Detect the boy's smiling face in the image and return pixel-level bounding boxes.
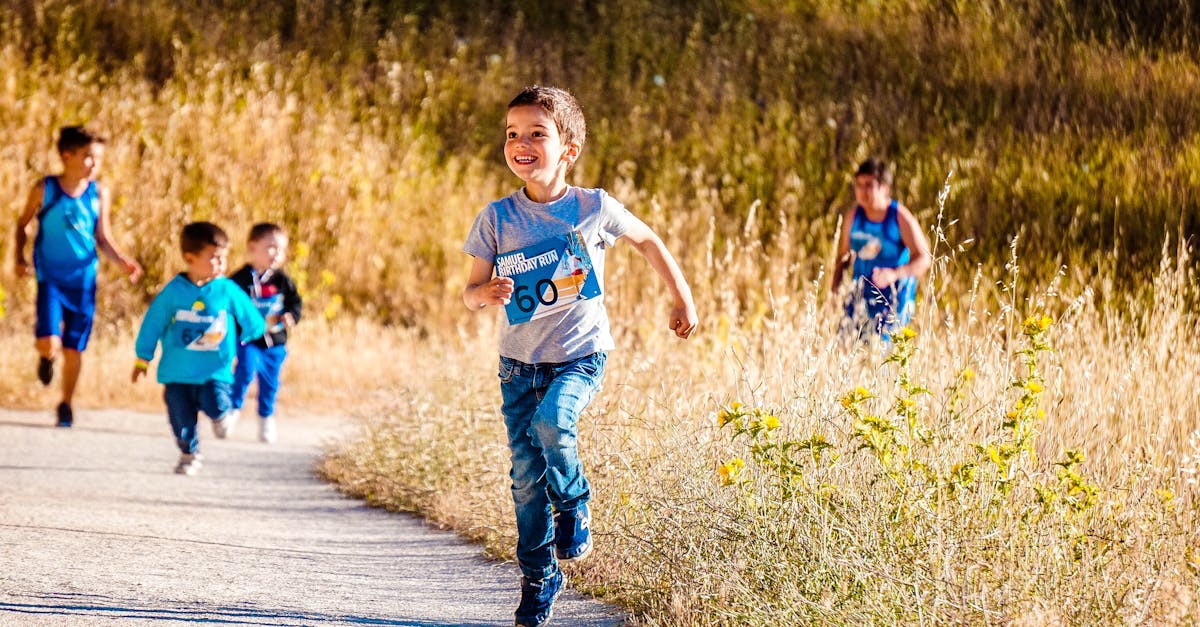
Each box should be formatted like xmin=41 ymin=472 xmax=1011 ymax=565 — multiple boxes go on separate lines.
xmin=184 ymin=244 xmax=229 ymax=284
xmin=248 ymin=232 xmax=288 ymax=273
xmin=505 ymin=104 xmax=580 ymax=200
xmin=61 ymin=142 xmax=104 ymax=181
xmin=854 ymin=173 xmax=891 ymax=212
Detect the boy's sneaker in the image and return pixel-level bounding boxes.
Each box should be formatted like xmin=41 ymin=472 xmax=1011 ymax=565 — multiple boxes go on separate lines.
xmin=553 ymin=503 xmax=592 ymax=561
xmin=514 ymin=569 xmax=564 ymax=627
xmin=174 ymin=453 xmax=203 ymax=475
xmin=37 ymin=357 xmax=54 ymax=386
xmin=55 ymin=402 xmax=73 ymax=428
xmin=213 ymin=409 xmax=240 ymax=439
xmin=259 ymin=417 xmax=277 ymax=444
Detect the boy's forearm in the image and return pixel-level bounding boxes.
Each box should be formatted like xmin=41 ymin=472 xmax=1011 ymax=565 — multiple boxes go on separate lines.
xmin=14 ymin=227 xmax=28 ymax=264
xmin=462 ymin=284 xmax=488 ymax=310
xmin=634 ymin=237 xmax=693 ymax=307
xmin=97 ymin=238 xmax=132 ymax=266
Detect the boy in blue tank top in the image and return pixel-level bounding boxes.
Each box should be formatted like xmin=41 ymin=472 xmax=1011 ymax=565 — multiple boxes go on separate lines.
xmin=463 ymin=86 xmax=698 ymax=627
xmin=131 ymin=222 xmax=265 ymax=475
xmin=831 ymin=158 xmax=931 ymax=340
xmin=13 ymin=126 xmax=143 ymax=427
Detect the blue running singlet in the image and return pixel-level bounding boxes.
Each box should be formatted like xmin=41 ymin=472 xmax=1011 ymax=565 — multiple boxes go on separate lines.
xmin=845 ymin=200 xmax=917 ymax=336
xmin=33 ymin=176 xmax=100 ymax=287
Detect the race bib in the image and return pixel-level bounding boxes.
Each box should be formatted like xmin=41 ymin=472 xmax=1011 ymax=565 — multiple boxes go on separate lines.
xmin=495 ymin=230 xmax=600 ymax=325
xmin=173 ymin=305 xmax=227 ymax=352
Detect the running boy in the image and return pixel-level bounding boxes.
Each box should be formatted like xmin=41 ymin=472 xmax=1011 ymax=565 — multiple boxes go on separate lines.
xmin=132 ymin=222 xmax=265 ymax=475
xmin=13 ymin=125 xmax=143 ymax=427
xmin=831 ymin=158 xmax=931 ymax=340
xmin=228 ymin=222 xmax=302 ymax=443
xmin=463 ymin=85 xmax=698 ymax=627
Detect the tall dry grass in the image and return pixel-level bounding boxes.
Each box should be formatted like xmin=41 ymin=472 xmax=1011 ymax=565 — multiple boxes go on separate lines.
xmin=321 ymin=232 xmax=1200 ymax=624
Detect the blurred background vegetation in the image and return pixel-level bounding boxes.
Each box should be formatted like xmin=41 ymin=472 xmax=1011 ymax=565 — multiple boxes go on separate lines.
xmin=1 ymin=0 xmax=1197 ymax=332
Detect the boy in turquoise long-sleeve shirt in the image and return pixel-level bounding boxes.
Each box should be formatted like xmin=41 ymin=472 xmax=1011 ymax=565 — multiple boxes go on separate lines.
xmin=132 ymin=222 xmax=265 ymax=475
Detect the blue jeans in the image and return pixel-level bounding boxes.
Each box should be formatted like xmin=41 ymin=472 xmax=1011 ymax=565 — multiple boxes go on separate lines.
xmin=231 ymin=343 xmax=288 ymax=418
xmin=164 ymin=381 xmax=232 ymax=454
xmin=499 ymin=352 xmax=606 ymax=580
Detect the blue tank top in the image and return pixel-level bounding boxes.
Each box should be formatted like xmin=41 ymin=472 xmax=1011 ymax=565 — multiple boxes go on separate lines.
xmin=33 ymin=176 xmax=100 ymax=286
xmin=846 ymin=200 xmax=916 ymax=330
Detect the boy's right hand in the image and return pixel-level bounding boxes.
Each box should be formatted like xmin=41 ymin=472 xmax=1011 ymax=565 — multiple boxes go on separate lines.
xmin=15 ymin=259 xmax=33 ymax=278
xmin=475 ymin=276 xmax=515 ymax=309
xmin=131 ymin=364 xmax=147 ymax=383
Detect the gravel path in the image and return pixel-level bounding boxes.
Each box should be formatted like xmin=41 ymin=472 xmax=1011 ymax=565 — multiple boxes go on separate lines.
xmin=0 ymin=407 xmax=626 ymax=626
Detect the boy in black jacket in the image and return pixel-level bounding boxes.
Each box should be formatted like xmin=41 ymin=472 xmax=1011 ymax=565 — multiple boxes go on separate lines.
xmin=228 ymin=223 xmax=302 ymax=443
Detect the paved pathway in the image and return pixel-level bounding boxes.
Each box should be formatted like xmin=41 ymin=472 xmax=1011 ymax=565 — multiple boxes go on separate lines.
xmin=0 ymin=407 xmax=626 ymax=626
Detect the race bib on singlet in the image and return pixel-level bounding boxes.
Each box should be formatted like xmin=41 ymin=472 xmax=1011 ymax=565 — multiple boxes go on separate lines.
xmin=495 ymin=230 xmax=601 ymax=325
xmin=173 ymin=304 xmax=228 ymax=351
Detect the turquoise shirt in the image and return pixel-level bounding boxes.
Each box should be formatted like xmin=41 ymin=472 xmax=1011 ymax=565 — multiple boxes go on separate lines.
xmin=135 ymin=274 xmax=266 ymax=384
xmin=33 ymin=176 xmax=99 ymax=287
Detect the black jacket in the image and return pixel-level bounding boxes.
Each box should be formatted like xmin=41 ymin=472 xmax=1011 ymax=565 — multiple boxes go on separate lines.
xmin=229 ymin=264 xmax=302 ymax=348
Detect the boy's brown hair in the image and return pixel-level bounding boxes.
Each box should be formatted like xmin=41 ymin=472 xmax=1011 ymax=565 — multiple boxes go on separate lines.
xmin=180 ymin=222 xmax=229 ymax=254
xmin=57 ymin=126 xmax=105 ymax=154
xmin=855 ymin=157 xmax=894 ymax=187
xmin=248 ymin=222 xmax=285 ymax=242
xmin=508 ymin=85 xmax=587 ymax=150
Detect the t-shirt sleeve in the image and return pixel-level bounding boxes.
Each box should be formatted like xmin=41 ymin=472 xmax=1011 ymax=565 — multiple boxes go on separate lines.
xmin=462 ymin=205 xmax=499 ymax=263
xmin=597 ymin=191 xmax=645 ymax=247
xmin=134 ymin=291 xmax=171 ymax=362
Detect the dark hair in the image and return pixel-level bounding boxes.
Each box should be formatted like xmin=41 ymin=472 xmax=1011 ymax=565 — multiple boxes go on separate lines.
xmin=57 ymin=126 xmax=105 ymax=154
xmin=855 ymin=158 xmax=894 ymax=187
xmin=180 ymin=222 xmax=229 ymax=254
xmin=508 ymin=85 xmax=586 ymax=150
xmin=248 ymin=222 xmax=286 ymax=242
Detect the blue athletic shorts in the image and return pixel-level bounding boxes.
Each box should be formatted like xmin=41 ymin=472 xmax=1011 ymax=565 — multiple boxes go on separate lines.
xmin=35 ymin=280 xmax=96 ymax=351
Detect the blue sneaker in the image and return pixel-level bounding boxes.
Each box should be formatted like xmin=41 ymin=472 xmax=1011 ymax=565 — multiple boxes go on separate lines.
xmin=55 ymin=402 xmax=73 ymax=428
xmin=514 ymin=569 xmax=564 ymax=627
xmin=554 ymin=503 xmax=591 ymax=561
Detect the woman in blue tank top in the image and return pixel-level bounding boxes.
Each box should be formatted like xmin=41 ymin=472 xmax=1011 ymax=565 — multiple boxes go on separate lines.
xmin=831 ymin=158 xmax=931 ymax=340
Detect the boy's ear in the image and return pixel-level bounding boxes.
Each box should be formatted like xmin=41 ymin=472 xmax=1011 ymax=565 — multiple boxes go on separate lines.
xmin=562 ymin=141 xmax=582 ymax=165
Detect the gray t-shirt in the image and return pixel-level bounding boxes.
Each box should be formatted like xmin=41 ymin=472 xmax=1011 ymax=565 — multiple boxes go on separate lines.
xmin=463 ymin=186 xmax=643 ymax=363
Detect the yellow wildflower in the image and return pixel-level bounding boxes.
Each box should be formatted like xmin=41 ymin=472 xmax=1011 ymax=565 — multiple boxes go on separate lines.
xmin=716 ymin=410 xmax=730 ymax=427
xmin=961 ymin=367 xmax=975 ymax=381
xmin=899 ymin=327 xmax=917 ymax=339
xmin=730 ymin=401 xmax=744 ymax=411
xmin=1026 ymin=381 xmax=1044 ymax=394
xmin=763 ymin=415 xmax=781 ymax=430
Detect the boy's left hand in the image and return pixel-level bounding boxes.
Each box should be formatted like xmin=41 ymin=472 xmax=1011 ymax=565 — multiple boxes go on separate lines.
xmin=123 ymin=259 xmax=144 ymax=283
xmin=281 ymin=313 xmax=296 ymax=329
xmin=869 ymin=267 xmax=901 ymax=289
xmin=669 ymin=304 xmax=698 ymax=339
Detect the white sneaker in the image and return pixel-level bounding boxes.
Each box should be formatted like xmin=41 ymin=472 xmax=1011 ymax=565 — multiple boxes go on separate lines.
xmin=259 ymin=417 xmax=277 ymax=443
xmin=213 ymin=409 xmax=240 ymax=439
xmin=175 ymin=453 xmax=203 ymax=475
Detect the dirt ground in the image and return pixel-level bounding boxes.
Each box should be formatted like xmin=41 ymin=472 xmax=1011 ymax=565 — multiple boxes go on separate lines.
xmin=0 ymin=406 xmax=625 ymax=626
